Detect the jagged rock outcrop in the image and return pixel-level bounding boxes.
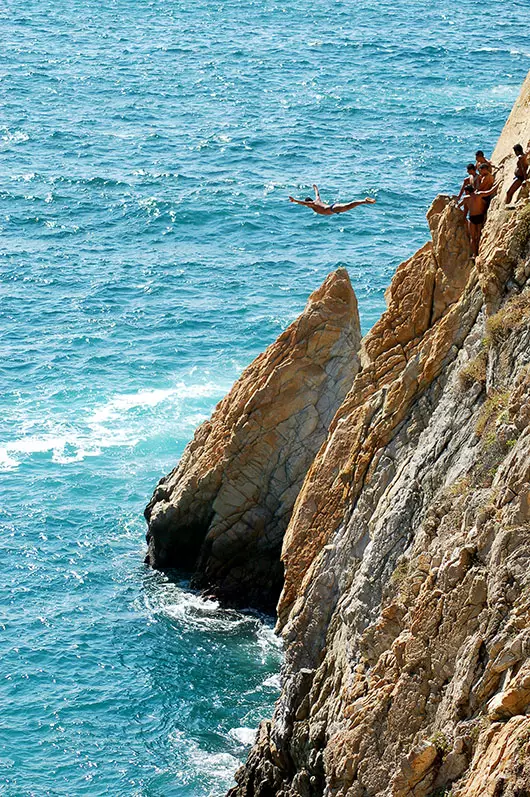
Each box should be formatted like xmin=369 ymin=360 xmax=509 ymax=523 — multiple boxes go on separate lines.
xmin=225 ymin=72 xmax=530 ymax=796
xmin=476 ymin=71 xmax=530 ymax=313
xmin=278 ymin=194 xmax=476 ymax=630
xmin=145 ymin=268 xmax=361 ymax=611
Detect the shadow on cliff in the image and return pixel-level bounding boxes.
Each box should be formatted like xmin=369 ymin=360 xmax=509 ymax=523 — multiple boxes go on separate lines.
xmin=144 ymin=267 xmax=362 ymax=614
xmin=224 ymin=70 xmax=530 ymax=797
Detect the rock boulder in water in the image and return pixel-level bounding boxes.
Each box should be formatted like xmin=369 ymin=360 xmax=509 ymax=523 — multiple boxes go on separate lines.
xmin=145 ymin=267 xmax=361 ymax=611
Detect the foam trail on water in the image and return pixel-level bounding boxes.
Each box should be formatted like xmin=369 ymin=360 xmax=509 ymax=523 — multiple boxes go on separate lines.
xmin=0 ymin=381 xmax=229 ymax=470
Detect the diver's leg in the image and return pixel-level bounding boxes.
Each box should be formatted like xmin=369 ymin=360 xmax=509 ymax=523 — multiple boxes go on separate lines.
xmin=330 ymin=200 xmax=363 ymax=213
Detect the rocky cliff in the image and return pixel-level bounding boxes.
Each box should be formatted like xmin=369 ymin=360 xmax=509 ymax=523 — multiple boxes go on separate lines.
xmin=145 ymin=268 xmax=361 ymax=611
xmin=225 ymin=71 xmax=530 ymax=797
xmin=146 ymin=72 xmax=530 ymax=796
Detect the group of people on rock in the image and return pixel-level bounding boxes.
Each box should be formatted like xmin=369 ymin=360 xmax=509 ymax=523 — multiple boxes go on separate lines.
xmin=457 ymin=143 xmax=529 ymax=257
xmin=287 ymin=142 xmax=529 ymax=262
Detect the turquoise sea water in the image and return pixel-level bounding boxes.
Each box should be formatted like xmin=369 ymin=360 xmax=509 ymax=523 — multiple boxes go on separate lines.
xmin=0 ymin=1 xmax=529 ymax=793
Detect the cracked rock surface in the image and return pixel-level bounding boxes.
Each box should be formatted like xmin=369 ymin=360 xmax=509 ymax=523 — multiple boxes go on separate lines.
xmin=226 ymin=71 xmax=530 ymax=796
xmin=145 ymin=267 xmax=361 ymax=611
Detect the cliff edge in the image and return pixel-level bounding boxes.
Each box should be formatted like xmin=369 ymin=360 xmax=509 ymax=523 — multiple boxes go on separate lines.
xmin=144 ymin=71 xmax=530 ymax=796
xmin=226 ymin=72 xmax=530 ymax=796
xmin=145 ymin=268 xmax=361 ymax=612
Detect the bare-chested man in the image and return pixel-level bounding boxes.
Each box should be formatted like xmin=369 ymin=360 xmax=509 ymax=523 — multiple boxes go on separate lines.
xmin=459 ymin=183 xmax=497 ymax=257
xmin=506 ymin=144 xmax=528 ymax=205
xmin=460 ymin=185 xmax=486 ymax=257
xmin=475 ymin=150 xmax=493 ymax=174
xmin=289 ymin=184 xmax=376 ymax=215
xmin=457 ymin=163 xmax=479 ymax=200
xmin=477 ymin=163 xmax=494 ymax=193
xmin=477 ymin=162 xmax=495 ymax=217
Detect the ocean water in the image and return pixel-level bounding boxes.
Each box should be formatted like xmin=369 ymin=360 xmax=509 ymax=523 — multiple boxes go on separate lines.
xmin=0 ymin=0 xmax=528 ymax=793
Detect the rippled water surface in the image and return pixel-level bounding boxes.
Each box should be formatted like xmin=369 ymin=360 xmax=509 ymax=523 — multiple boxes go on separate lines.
xmin=1 ymin=0 xmax=529 ymax=793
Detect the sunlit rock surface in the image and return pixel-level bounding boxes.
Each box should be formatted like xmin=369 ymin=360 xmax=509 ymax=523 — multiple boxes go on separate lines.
xmin=227 ymin=71 xmax=530 ymax=796
xmin=145 ymin=268 xmax=361 ymax=612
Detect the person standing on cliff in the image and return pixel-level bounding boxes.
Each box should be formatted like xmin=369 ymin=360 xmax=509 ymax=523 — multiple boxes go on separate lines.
xmin=475 ymin=150 xmax=494 ymax=173
xmin=505 ymin=144 xmax=528 ymax=206
xmin=459 ymin=183 xmax=496 ymax=257
xmin=289 ymin=184 xmax=376 ymax=215
xmin=457 ymin=163 xmax=479 ymax=200
xmin=477 ymin=163 xmax=494 ymax=192
xmin=477 ymin=163 xmax=495 ymax=216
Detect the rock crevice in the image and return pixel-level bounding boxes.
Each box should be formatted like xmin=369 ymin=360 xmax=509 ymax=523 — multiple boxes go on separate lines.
xmin=145 ymin=267 xmax=361 ymax=611
xmin=225 ymin=71 xmax=530 ymax=796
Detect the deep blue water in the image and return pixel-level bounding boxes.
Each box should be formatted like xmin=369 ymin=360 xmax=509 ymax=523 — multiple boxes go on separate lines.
xmin=0 ymin=0 xmax=529 ymax=793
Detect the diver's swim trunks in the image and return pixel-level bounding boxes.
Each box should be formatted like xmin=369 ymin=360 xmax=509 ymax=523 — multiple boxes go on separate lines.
xmin=469 ymin=213 xmax=485 ymax=225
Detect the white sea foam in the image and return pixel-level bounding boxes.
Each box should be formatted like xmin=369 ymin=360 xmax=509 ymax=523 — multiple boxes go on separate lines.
xmin=490 ymin=84 xmax=521 ymax=98
xmin=168 ymin=727 xmax=241 ymax=781
xmin=262 ymin=673 xmax=281 ymax=689
xmin=1 ymin=130 xmax=29 ymax=145
xmin=187 ymin=746 xmax=239 ymax=790
xmin=256 ymin=622 xmax=283 ymax=666
xmin=10 ymin=172 xmax=35 ymax=182
xmin=0 ymin=382 xmax=224 ymax=470
xmin=139 ymin=576 xmax=282 ymax=649
xmin=228 ymin=726 xmax=257 ymax=746
xmin=159 ymin=590 xmax=258 ymax=635
xmin=0 ymin=431 xmax=107 ymax=470
xmin=88 ymin=386 xmax=182 ymax=424
xmin=0 ymin=381 xmax=226 ymax=470
xmin=0 ymin=450 xmax=18 ymax=470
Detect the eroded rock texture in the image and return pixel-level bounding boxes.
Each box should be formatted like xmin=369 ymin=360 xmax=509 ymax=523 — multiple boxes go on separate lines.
xmin=227 ymin=72 xmax=530 ymax=796
xmin=278 ymin=194 xmax=476 ymax=631
xmin=145 ymin=268 xmax=361 ymax=611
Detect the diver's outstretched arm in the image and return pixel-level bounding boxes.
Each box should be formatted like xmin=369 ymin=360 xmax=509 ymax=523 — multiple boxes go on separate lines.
xmin=313 ymin=184 xmax=321 ymax=202
xmin=457 ymin=179 xmax=469 ymax=201
xmin=289 ymin=196 xmax=312 ymax=206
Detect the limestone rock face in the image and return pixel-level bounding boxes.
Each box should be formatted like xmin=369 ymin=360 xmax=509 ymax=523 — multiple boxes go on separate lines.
xmin=278 ymin=194 xmax=476 ymax=630
xmin=453 ymin=716 xmax=530 ymax=796
xmin=475 ymin=69 xmax=530 ymax=312
xmin=227 ymin=72 xmax=530 ymax=796
xmin=145 ymin=268 xmax=361 ymax=611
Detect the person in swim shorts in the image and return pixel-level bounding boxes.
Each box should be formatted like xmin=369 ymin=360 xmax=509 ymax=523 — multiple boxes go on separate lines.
xmin=506 ymin=144 xmax=528 ymax=205
xmin=477 ymin=163 xmax=495 ymax=216
xmin=289 ymin=184 xmax=376 ymax=215
xmin=459 ymin=184 xmax=489 ymax=257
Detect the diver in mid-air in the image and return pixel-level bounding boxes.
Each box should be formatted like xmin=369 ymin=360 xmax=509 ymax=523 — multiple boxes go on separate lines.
xmin=289 ymin=184 xmax=376 ymax=215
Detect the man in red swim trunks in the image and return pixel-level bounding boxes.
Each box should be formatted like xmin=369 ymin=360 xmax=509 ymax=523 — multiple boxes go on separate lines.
xmin=289 ymin=184 xmax=376 ymax=215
